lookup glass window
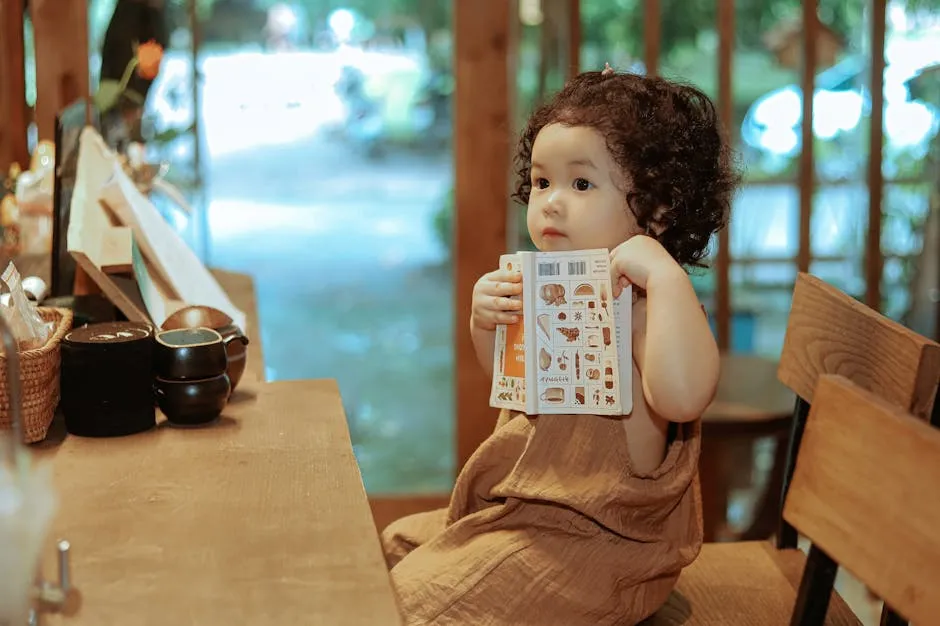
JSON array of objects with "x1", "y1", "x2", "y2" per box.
[{"x1": 100, "y1": 0, "x2": 456, "y2": 494}]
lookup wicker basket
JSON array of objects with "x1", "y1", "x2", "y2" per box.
[{"x1": 0, "y1": 307, "x2": 74, "y2": 443}]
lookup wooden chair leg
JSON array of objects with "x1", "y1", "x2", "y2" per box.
[
  {"x1": 777, "y1": 396, "x2": 810, "y2": 550},
  {"x1": 790, "y1": 543, "x2": 838, "y2": 626}
]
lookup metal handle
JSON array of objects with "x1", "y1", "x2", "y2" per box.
[
  {"x1": 57, "y1": 540, "x2": 71, "y2": 593},
  {"x1": 32, "y1": 539, "x2": 81, "y2": 618}
]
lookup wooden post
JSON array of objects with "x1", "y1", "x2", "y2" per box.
[
  {"x1": 865, "y1": 0, "x2": 887, "y2": 311},
  {"x1": 31, "y1": 0, "x2": 90, "y2": 143},
  {"x1": 29, "y1": 0, "x2": 94, "y2": 294},
  {"x1": 567, "y1": 0, "x2": 580, "y2": 79},
  {"x1": 190, "y1": 0, "x2": 203, "y2": 189},
  {"x1": 455, "y1": 0, "x2": 513, "y2": 471},
  {"x1": 535, "y1": 0, "x2": 573, "y2": 106},
  {"x1": 0, "y1": 0, "x2": 29, "y2": 170},
  {"x1": 715, "y1": 0, "x2": 734, "y2": 352},
  {"x1": 505, "y1": 1, "x2": 522, "y2": 253},
  {"x1": 644, "y1": 0, "x2": 659, "y2": 77},
  {"x1": 797, "y1": 1, "x2": 818, "y2": 273}
]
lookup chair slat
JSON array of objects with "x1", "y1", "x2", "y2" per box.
[
  {"x1": 784, "y1": 374, "x2": 940, "y2": 625},
  {"x1": 777, "y1": 273, "x2": 940, "y2": 419}
]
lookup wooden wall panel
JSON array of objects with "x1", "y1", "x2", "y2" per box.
[
  {"x1": 31, "y1": 0, "x2": 90, "y2": 142},
  {"x1": 567, "y1": 0, "x2": 579, "y2": 79},
  {"x1": 455, "y1": 0, "x2": 513, "y2": 470},
  {"x1": 644, "y1": 0, "x2": 659, "y2": 76},
  {"x1": 716, "y1": 0, "x2": 733, "y2": 351},
  {"x1": 866, "y1": 0, "x2": 887, "y2": 310},
  {"x1": 0, "y1": 0, "x2": 29, "y2": 169},
  {"x1": 797, "y1": 0, "x2": 818, "y2": 273}
]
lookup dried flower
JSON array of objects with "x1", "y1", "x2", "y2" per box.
[{"x1": 136, "y1": 40, "x2": 164, "y2": 80}]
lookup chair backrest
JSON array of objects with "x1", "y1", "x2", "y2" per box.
[
  {"x1": 778, "y1": 273, "x2": 940, "y2": 419},
  {"x1": 774, "y1": 273, "x2": 940, "y2": 551},
  {"x1": 784, "y1": 374, "x2": 940, "y2": 626}
]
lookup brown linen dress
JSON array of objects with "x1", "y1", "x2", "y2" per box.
[{"x1": 381, "y1": 406, "x2": 703, "y2": 625}]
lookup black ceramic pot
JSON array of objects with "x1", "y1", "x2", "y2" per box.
[
  {"x1": 216, "y1": 324, "x2": 250, "y2": 391},
  {"x1": 154, "y1": 327, "x2": 228, "y2": 380},
  {"x1": 154, "y1": 373, "x2": 231, "y2": 425},
  {"x1": 61, "y1": 321, "x2": 156, "y2": 437}
]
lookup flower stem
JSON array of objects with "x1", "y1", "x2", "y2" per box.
[{"x1": 118, "y1": 57, "x2": 139, "y2": 93}]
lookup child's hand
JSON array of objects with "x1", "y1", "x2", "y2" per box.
[
  {"x1": 471, "y1": 269, "x2": 523, "y2": 331},
  {"x1": 609, "y1": 235, "x2": 682, "y2": 298}
]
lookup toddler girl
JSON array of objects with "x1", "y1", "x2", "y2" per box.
[{"x1": 382, "y1": 65, "x2": 738, "y2": 625}]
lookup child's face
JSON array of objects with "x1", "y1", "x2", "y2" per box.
[{"x1": 526, "y1": 123, "x2": 639, "y2": 252}]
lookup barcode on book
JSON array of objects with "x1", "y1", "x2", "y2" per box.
[
  {"x1": 538, "y1": 262, "x2": 560, "y2": 276},
  {"x1": 568, "y1": 261, "x2": 587, "y2": 275}
]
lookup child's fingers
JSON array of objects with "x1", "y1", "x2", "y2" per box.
[
  {"x1": 609, "y1": 267, "x2": 621, "y2": 296},
  {"x1": 491, "y1": 269, "x2": 522, "y2": 283},
  {"x1": 496, "y1": 312, "x2": 520, "y2": 324},
  {"x1": 475, "y1": 308, "x2": 520, "y2": 328},
  {"x1": 610, "y1": 274, "x2": 623, "y2": 299},
  {"x1": 491, "y1": 296, "x2": 522, "y2": 311},
  {"x1": 490, "y1": 280, "x2": 523, "y2": 297},
  {"x1": 611, "y1": 275, "x2": 632, "y2": 300},
  {"x1": 477, "y1": 275, "x2": 522, "y2": 297}
]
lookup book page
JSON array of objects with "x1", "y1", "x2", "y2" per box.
[
  {"x1": 612, "y1": 284, "x2": 633, "y2": 414},
  {"x1": 533, "y1": 249, "x2": 623, "y2": 415},
  {"x1": 490, "y1": 254, "x2": 527, "y2": 411}
]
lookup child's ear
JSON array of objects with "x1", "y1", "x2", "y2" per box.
[{"x1": 646, "y1": 206, "x2": 670, "y2": 237}]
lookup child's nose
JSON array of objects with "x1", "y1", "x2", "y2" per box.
[{"x1": 544, "y1": 189, "x2": 564, "y2": 214}]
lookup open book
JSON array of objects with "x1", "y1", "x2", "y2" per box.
[{"x1": 489, "y1": 248, "x2": 633, "y2": 415}]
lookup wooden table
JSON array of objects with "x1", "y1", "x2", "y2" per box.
[
  {"x1": 32, "y1": 271, "x2": 402, "y2": 625},
  {"x1": 700, "y1": 354, "x2": 794, "y2": 542}
]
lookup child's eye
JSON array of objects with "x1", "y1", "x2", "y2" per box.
[
  {"x1": 535, "y1": 178, "x2": 550, "y2": 189},
  {"x1": 574, "y1": 178, "x2": 593, "y2": 191}
]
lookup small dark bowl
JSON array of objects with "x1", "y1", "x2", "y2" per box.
[
  {"x1": 154, "y1": 373, "x2": 231, "y2": 425},
  {"x1": 154, "y1": 327, "x2": 228, "y2": 380}
]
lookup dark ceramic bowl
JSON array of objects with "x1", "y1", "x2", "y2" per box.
[
  {"x1": 154, "y1": 327, "x2": 228, "y2": 380},
  {"x1": 154, "y1": 373, "x2": 231, "y2": 425}
]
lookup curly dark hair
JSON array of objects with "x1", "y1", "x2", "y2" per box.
[{"x1": 513, "y1": 70, "x2": 740, "y2": 267}]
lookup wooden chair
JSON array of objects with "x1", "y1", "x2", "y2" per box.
[
  {"x1": 784, "y1": 374, "x2": 940, "y2": 625},
  {"x1": 649, "y1": 273, "x2": 940, "y2": 625}
]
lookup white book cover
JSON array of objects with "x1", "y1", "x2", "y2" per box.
[{"x1": 489, "y1": 248, "x2": 633, "y2": 416}]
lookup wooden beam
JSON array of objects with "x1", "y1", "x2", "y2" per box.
[
  {"x1": 644, "y1": 0, "x2": 659, "y2": 77},
  {"x1": 455, "y1": 0, "x2": 513, "y2": 471},
  {"x1": 865, "y1": 0, "x2": 887, "y2": 311},
  {"x1": 715, "y1": 0, "x2": 734, "y2": 351},
  {"x1": 0, "y1": 0, "x2": 29, "y2": 170},
  {"x1": 31, "y1": 0, "x2": 90, "y2": 142},
  {"x1": 797, "y1": 0, "x2": 818, "y2": 273},
  {"x1": 190, "y1": 0, "x2": 203, "y2": 188},
  {"x1": 505, "y1": 0, "x2": 522, "y2": 252},
  {"x1": 568, "y1": 0, "x2": 580, "y2": 79}
]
